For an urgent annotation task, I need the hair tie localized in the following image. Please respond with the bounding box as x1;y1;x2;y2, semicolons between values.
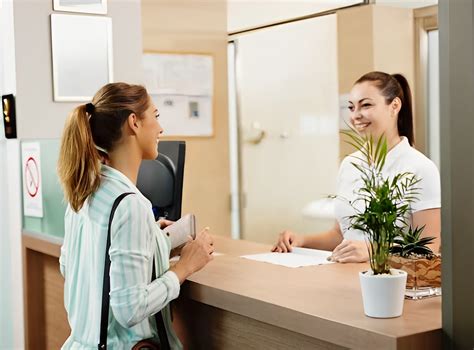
85;103;95;115
94;145;108;154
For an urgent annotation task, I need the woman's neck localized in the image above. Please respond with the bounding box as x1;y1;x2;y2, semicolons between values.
107;142;142;185
385;131;402;151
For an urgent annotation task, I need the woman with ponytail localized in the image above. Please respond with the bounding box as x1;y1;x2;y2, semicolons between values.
273;72;441;263
58;82;214;349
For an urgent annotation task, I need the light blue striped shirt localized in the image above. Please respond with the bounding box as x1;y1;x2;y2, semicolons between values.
60;164;182;349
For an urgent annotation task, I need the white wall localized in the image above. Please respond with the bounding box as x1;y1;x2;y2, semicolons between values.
0;0;23;349
13;0;144;139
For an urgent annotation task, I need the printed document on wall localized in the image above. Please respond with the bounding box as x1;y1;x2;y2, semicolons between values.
143;53;213;136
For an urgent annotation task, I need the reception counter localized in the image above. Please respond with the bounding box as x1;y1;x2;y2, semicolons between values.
23;232;441;349
172;235;442;350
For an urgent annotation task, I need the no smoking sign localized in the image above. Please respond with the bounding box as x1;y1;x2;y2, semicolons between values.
25;157;40;197
21;143;43;218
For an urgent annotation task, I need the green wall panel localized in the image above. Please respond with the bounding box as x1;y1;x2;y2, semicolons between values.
22;139;66;238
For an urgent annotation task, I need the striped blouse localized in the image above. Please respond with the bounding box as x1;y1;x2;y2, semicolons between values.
60;164;182;349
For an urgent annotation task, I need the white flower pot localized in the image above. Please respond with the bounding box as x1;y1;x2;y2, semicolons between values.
359;268;407;318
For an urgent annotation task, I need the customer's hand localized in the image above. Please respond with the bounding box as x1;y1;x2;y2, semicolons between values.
170;228;214;283
157;218;174;229
169;238;192;258
271;230;304;253
330;239;369;263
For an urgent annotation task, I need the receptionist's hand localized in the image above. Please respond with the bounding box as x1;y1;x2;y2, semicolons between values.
271;230;304;253
330;239;369;263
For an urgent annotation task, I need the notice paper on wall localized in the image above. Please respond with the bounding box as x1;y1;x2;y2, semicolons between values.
241;247;334;268
143;52;214;137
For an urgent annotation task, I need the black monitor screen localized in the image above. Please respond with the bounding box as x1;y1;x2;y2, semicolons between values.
136;141;185;221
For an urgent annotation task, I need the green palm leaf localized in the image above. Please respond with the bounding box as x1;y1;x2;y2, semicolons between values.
341;128;430;273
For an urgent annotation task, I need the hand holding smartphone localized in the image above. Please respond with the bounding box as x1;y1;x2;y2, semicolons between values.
163;214;196;249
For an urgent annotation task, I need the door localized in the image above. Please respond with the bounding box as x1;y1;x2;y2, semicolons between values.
1;1;24;348
234;15;340;243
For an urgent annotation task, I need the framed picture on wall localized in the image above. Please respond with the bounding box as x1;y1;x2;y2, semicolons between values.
51;14;113;102
143;52;214;137
53;0;107;15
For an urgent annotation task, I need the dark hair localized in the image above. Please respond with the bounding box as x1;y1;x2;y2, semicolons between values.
58;82;150;212
355;71;414;146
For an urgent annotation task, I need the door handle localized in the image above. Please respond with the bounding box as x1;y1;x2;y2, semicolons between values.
244;121;266;145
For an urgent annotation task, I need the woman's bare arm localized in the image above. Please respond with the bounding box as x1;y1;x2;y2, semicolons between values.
411;208;441;254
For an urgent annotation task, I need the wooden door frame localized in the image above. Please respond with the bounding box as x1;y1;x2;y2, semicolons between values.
414;5;438;154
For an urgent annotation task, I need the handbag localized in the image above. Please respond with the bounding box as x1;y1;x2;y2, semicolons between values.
98;192;171;350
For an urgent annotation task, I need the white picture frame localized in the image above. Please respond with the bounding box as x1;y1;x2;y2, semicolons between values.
53;0;107;15
51;14;113;102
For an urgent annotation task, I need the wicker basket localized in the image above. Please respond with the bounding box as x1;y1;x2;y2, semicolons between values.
388;254;441;299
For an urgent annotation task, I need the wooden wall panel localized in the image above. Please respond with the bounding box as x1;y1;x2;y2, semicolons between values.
43;255;69;350
172;296;346;350
141;0;231;237
23;235;69;349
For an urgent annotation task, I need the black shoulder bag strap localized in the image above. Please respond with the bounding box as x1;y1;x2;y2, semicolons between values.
97;192;172;350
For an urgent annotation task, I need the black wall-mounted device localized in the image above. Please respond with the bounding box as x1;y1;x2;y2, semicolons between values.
2;94;17;139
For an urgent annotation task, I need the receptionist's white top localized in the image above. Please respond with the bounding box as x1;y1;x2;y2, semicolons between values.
60;164;182;349
334;137;441;241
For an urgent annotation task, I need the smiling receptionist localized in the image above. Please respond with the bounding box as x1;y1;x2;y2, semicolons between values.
272;71;441;263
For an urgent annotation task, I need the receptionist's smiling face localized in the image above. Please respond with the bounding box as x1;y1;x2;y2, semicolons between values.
137;97;163;160
348;81;398;140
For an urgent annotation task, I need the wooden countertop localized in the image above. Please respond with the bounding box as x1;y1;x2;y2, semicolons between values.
23;231;441;349
181;235;442;349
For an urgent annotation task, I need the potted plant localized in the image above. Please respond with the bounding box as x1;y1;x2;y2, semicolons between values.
343;131;421;318
389;226;442;299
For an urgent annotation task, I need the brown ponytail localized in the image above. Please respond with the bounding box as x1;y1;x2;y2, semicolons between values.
391;74;414;146
355;71;414;146
58;104;101;212
58;82;150;212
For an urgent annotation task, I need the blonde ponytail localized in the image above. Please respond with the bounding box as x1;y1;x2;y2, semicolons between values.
58;104;101;212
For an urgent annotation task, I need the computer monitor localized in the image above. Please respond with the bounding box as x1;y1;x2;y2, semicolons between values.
136;141;186;221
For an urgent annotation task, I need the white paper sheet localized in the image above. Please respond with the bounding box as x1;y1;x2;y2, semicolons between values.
151;94;212;136
143;53;214;136
240;247;334;268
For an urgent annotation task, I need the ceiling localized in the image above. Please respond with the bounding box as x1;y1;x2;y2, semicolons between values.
227;0;438;33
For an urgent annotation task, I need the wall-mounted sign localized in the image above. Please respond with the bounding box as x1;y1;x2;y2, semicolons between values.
21;142;43;218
